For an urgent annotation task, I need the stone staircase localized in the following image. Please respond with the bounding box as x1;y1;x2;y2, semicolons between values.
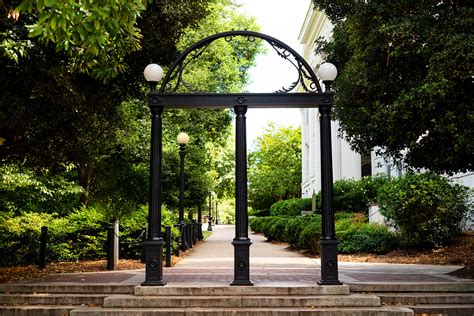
349;282;474;316
0;282;473;315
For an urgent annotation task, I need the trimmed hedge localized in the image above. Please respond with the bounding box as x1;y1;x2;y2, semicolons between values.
270;198;312;216
250;213;396;255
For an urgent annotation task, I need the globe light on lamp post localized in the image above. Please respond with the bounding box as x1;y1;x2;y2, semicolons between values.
177;132;190;251
142;63;166;286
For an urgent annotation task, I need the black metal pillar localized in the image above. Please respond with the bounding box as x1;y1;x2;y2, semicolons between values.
318;82;341;285
178;143;188;251
231;104;253;286
198;204;203;240
142;102;166;286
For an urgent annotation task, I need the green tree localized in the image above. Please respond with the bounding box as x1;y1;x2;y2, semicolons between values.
248;125;302;211
314;1;473;174
0;0;263;212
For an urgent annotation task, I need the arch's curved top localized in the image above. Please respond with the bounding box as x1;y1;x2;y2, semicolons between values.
159;30;322;94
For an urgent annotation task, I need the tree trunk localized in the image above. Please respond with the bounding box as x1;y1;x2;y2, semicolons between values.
78;162;95;206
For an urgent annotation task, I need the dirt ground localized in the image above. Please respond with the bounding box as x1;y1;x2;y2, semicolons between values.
1;234;472;283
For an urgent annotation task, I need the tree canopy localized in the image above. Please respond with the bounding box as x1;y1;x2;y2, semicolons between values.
314;1;473;174
0;0;263;215
248;125;302;211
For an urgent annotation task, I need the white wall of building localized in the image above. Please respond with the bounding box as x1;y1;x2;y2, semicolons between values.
299;7;361;197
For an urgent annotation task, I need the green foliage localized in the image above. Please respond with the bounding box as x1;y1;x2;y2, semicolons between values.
332;179;368;213
250;213;396;255
0;164;83;216
336;213;397;254
314;1;474;173
0;204;180;266
270;198;312;217
120;205;179;258
378;172;471;248
360;174;391;204
249;125;302;211
213;198;235;224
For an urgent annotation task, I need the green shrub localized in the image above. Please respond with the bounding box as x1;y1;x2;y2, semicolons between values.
265;217;289;242
250;209;270;217
297;215;322;253
360;174;391;204
337;221;397;254
249;216;268;233
283;216;308;246
270;198;312;216
378;172;471;249
120;205;179;259
332;179;368;213
261;217;282;240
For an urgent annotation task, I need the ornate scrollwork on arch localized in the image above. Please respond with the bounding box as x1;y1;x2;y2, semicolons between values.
159;30;322;94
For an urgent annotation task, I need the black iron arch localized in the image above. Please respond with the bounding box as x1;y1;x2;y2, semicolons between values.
159;30;322;94
142;30;341;288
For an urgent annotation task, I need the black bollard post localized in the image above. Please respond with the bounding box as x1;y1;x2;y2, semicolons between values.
107;226;115;271
187;224;193;248
165;226;171;267
192;221;197;245
38;226;47;269
173;235;180;256
141;227;147;263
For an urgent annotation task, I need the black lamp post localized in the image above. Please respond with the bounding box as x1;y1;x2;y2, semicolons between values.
207;193;213;231
142;63;166;286
177;132;190;251
317;62;342;285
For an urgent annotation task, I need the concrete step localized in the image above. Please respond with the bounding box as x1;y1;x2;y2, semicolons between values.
71;306;414;316
104;294;381;308
407;303;474;316
0;283;135;294
135;285;350;296
0;293;108;305
379;292;474;305
0;305;76;316
348;282;474;293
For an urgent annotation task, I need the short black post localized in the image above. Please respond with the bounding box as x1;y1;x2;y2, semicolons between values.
318;81;342;285
198;205;203;240
192;221;197;245
165;226;171;267
173;235;180;256
141;227;147;263
107;226;115;271
38;226;47;269
231;104;253;286
187;224;193;248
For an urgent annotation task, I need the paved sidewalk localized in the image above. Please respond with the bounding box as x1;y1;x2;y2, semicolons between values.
23;225;472;286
